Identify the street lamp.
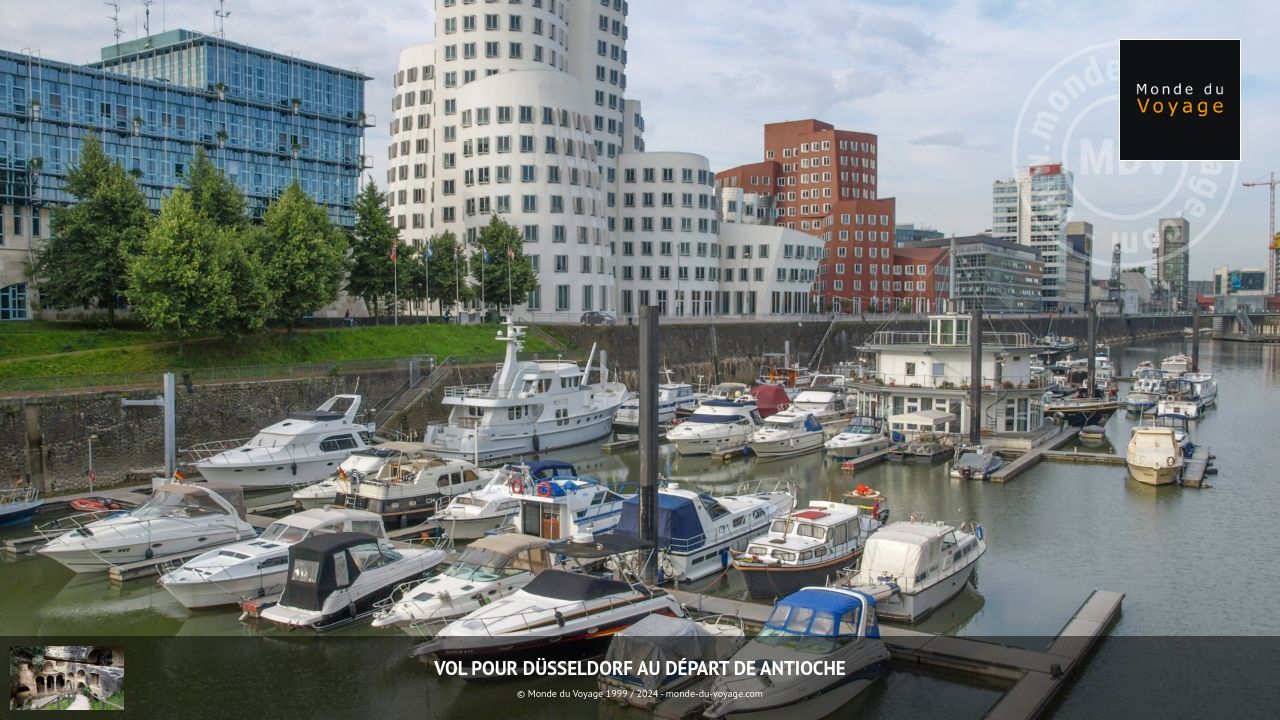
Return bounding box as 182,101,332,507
87,434,99,493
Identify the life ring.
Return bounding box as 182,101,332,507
535,481,554,497
1166,395,1176,401
854,484,874,496
508,475,524,494
1166,456,1175,467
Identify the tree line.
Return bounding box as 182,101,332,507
31,135,539,344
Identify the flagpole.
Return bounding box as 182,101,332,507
393,244,399,327
507,242,513,309
481,251,486,313
454,243,460,319
424,241,430,320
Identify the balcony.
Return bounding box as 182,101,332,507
864,329,1036,348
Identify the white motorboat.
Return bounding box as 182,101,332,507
614,373,700,429
1183,372,1218,408
1124,372,1166,413
733,499,884,599
704,382,752,402
824,416,890,459
510,460,632,541
422,318,628,463
158,508,389,609
192,395,373,488
291,443,436,510
611,482,793,583
785,385,853,431
370,534,553,630
703,587,890,719
1155,378,1207,418
0,486,42,527
409,568,686,665
425,462,537,539
949,445,1005,480
257,531,447,631
667,400,764,456
336,454,488,528
599,613,747,710
1154,413,1194,456
839,519,986,623
1161,353,1192,378
1126,426,1184,486
37,483,256,573
749,411,825,458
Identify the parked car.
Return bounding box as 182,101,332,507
580,311,617,326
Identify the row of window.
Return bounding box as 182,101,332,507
622,166,712,186
621,191,713,209
619,216,717,234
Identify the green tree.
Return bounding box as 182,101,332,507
260,181,347,329
184,147,247,227
424,231,472,317
125,190,234,349
214,227,274,343
35,135,148,324
467,215,539,311
344,181,400,321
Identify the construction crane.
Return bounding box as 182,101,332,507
1108,243,1123,302
1242,172,1278,294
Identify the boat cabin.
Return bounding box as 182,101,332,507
856,522,979,594
887,410,956,442
760,587,880,644
279,531,405,614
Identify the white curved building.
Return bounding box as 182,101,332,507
387,44,437,315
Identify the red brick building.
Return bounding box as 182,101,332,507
716,119,897,313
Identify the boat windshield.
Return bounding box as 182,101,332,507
132,489,226,519
246,432,296,448
442,546,522,581
757,604,862,652
260,522,310,543
686,413,739,424
843,422,878,435
768,519,825,539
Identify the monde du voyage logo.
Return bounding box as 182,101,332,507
1120,39,1240,161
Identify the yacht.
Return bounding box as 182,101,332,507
703,587,890,720
336,455,488,528
749,411,825,458
1183,372,1218,408
611,482,793,583
667,400,764,456
408,569,686,665
257,531,447,631
193,395,373,488
1124,372,1166,413
510,461,632,541
1161,353,1192,378
599,613,747,710
424,462,546,539
0,486,42,527
1155,379,1207,418
158,508,389,609
422,318,628,463
949,445,1005,480
785,385,853,431
733,500,884,599
370,534,553,631
37,483,256,573
614,374,700,429
1126,426,1184,486
825,416,890,459
291,443,436,510
839,519,986,623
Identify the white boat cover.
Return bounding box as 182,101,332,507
603,614,746,692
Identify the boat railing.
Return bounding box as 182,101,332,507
34,510,241,544
0,486,39,505
182,438,251,462
443,383,505,399
413,591,657,640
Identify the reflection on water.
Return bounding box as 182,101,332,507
2,338,1277,717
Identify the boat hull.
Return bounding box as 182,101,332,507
427,512,514,539
161,568,287,609
824,438,890,459
425,413,620,464
874,555,980,623
705,655,889,720
38,526,252,574
1127,463,1182,486
1046,403,1122,427
749,433,824,458
0,502,42,527
669,427,754,456
197,456,346,488
418,608,670,667
737,549,861,600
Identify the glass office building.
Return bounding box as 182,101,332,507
0,30,370,320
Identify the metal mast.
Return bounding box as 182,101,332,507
1242,172,1278,294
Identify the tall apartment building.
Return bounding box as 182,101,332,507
1155,217,1190,311
992,163,1084,311
388,0,655,319
716,119,896,314
0,31,369,320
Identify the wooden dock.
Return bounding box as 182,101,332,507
1039,449,1126,465
601,432,667,454
668,587,1123,720
836,447,893,471
989,428,1080,482
710,445,752,462
1181,445,1214,488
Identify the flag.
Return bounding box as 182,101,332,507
174,469,185,481
483,250,491,264
425,244,433,258
507,245,514,260
390,246,397,261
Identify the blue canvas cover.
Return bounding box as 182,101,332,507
764,587,878,639
526,460,577,479
614,493,704,551
803,414,823,433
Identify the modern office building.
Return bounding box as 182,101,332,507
894,223,944,247
0,31,370,320
909,235,1043,313
1066,220,1094,305
992,163,1083,311
717,223,823,316
1155,217,1190,311
717,119,897,314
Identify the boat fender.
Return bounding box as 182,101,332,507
1167,456,1176,466
535,481,554,497
659,553,676,580
291,461,298,476
975,525,985,541
532,434,540,454
554,609,565,628
144,548,154,560
719,547,730,569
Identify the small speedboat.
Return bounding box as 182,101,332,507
599,613,747,709
257,531,447,631
703,587,890,719
825,416,890,459
0,487,42,527
668,400,764,456
159,508,390,609
409,569,686,665
749,411,825,458
37,483,256,573
67,496,123,513
949,445,1004,480
370,534,554,631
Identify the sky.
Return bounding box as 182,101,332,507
4,0,1277,281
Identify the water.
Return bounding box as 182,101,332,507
4,337,1278,718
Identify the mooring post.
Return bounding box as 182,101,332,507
1087,303,1097,398
1191,304,1201,372
163,372,176,479
969,308,982,445
638,306,660,584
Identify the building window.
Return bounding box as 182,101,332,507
556,285,570,311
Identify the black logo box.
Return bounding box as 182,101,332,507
1119,39,1240,161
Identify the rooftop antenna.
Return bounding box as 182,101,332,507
215,0,230,39
105,1,123,47
142,0,154,46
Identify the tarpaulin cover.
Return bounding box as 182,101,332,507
603,614,747,692
613,493,704,550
